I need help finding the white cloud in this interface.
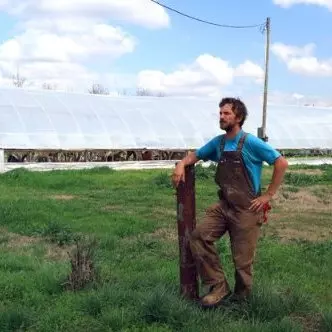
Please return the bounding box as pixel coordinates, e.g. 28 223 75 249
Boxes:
0 60 95 90
288 57 332 76
3 0 169 29
292 92 304 100
271 43 315 61
272 42 332 76
137 54 264 97
0 59 139 94
0 0 264 97
273 0 332 10
0 0 170 91
0 24 136 84
234 60 265 83
194 55 234 85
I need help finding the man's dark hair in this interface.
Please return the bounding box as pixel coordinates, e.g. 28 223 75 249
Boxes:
219 97 248 127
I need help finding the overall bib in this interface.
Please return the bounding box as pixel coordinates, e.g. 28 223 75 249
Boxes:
189 132 262 305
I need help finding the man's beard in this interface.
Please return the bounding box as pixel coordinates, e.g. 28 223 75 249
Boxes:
220 121 234 132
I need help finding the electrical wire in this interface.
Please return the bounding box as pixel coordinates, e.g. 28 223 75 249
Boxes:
150 0 266 29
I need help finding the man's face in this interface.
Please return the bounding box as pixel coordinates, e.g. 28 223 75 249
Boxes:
219 104 240 131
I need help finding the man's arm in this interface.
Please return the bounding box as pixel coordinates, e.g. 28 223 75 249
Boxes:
171 136 220 188
265 155 289 198
250 155 288 211
172 151 200 188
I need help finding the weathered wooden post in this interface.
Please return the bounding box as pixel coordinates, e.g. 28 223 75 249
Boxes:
176 164 198 300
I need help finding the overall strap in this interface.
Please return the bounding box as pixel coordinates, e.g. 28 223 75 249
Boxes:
219 135 226 155
237 132 248 151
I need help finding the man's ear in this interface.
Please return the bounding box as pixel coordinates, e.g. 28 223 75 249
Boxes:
236 114 243 124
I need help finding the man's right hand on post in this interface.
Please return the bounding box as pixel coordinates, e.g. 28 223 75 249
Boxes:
171 152 199 188
172 162 185 188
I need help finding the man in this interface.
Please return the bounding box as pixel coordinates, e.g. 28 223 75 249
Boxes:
172 97 288 308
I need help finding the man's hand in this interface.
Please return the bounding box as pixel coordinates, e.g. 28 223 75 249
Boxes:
172 162 185 188
250 156 288 212
249 193 272 212
171 152 200 188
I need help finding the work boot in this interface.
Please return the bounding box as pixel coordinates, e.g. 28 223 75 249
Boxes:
200 283 231 308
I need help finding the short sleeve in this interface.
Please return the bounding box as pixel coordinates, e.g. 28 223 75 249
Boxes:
195 136 221 162
246 134 281 165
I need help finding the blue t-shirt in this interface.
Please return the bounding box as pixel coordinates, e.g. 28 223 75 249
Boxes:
195 130 281 194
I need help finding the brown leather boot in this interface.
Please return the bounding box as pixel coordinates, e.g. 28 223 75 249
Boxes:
200 283 231 308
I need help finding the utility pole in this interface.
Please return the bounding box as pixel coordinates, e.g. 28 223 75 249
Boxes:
258 17 270 142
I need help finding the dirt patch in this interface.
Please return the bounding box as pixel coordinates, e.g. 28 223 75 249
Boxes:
289 313 322 332
101 205 122 212
152 207 177 217
262 201 332 242
1 230 74 261
6 233 40 248
152 227 178 242
273 187 331 213
275 227 329 243
45 243 75 261
51 195 76 200
120 227 178 246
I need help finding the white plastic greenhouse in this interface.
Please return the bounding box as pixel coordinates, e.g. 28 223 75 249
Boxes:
1 87 332 151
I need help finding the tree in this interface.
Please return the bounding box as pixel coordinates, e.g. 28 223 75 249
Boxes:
42 82 57 90
136 87 152 96
119 89 128 96
12 71 26 88
136 87 165 97
88 83 109 95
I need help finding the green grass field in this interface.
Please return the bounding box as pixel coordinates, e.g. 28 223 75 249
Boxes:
0 164 331 332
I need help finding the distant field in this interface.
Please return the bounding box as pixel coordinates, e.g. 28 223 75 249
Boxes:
0 164 331 332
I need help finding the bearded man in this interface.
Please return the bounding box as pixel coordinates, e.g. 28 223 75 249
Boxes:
172 97 288 308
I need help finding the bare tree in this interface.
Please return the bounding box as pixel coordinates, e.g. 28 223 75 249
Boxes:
88 83 109 95
156 91 166 97
136 87 165 97
42 82 57 90
12 71 26 88
119 89 128 96
136 88 150 96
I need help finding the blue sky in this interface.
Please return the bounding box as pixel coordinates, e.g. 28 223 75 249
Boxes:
0 0 331 105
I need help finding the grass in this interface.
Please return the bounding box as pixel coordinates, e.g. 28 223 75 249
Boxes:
0 164 331 331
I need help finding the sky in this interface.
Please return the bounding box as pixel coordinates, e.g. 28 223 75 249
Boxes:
0 0 332 106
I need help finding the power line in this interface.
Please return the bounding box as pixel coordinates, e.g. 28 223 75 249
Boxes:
150 0 265 29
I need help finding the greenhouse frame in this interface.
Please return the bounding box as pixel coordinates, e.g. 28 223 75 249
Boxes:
1 87 332 167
